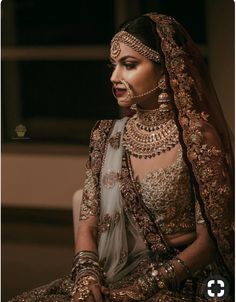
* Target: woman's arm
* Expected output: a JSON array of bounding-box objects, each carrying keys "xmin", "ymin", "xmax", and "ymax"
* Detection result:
[
  {"xmin": 161, "ymin": 223, "xmax": 217, "ymax": 287},
  {"xmin": 160, "ymin": 121, "xmax": 231, "ymax": 288},
  {"xmin": 71, "ymin": 121, "xmax": 109, "ymax": 302},
  {"xmin": 75, "ymin": 216, "xmax": 98, "ymax": 253}
]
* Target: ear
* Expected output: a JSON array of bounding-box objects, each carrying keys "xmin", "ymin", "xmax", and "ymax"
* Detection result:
[{"xmin": 155, "ymin": 64, "xmax": 164, "ymax": 80}]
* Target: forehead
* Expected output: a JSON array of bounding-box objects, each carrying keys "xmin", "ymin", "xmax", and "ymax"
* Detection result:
[{"xmin": 110, "ymin": 42, "xmax": 147, "ymax": 61}]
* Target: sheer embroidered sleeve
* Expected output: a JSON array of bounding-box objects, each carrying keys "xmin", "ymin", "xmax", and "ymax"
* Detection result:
[
  {"xmin": 79, "ymin": 119, "xmax": 114, "ymax": 222},
  {"xmin": 79, "ymin": 121, "xmax": 101, "ymax": 222},
  {"xmin": 79, "ymin": 165, "xmax": 99, "ymax": 221}
]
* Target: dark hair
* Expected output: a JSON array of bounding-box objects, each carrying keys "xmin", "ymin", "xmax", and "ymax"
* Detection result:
[{"xmin": 116, "ymin": 15, "xmax": 162, "ymax": 56}]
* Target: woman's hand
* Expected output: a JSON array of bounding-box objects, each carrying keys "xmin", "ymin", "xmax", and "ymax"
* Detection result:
[{"xmin": 71, "ymin": 279, "xmax": 110, "ymax": 302}]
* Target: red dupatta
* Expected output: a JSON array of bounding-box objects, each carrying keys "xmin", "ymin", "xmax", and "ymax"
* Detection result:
[{"xmin": 144, "ymin": 13, "xmax": 234, "ymax": 278}]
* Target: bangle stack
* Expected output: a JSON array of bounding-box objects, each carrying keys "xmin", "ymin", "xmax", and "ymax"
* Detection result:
[
  {"xmin": 173, "ymin": 256, "xmax": 192, "ymax": 278},
  {"xmin": 137, "ymin": 263, "xmax": 169, "ymax": 298},
  {"xmin": 71, "ymin": 250, "xmax": 105, "ymax": 300},
  {"xmin": 162, "ymin": 261, "xmax": 178, "ymax": 290},
  {"xmin": 137, "ymin": 256, "xmax": 192, "ymax": 296}
]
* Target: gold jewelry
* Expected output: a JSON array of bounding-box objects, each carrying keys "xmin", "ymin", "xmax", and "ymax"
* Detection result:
[
  {"xmin": 71, "ymin": 275, "xmax": 98, "ymax": 300},
  {"xmin": 174, "ymin": 256, "xmax": 192, "ymax": 278},
  {"xmin": 121, "ymin": 79, "xmax": 133, "ymax": 100},
  {"xmin": 130, "ymin": 104, "xmax": 137, "ymax": 111},
  {"xmin": 71, "ymin": 250, "xmax": 105, "ymax": 285},
  {"xmin": 157, "ymin": 76, "xmax": 167, "ymax": 91},
  {"xmin": 157, "ymin": 76, "xmax": 171, "ymax": 113},
  {"xmin": 136, "ymin": 106, "xmax": 174, "ymax": 129},
  {"xmin": 123, "ymin": 113, "xmax": 178, "ymax": 158},
  {"xmin": 162, "ymin": 261, "xmax": 178, "ymax": 290},
  {"xmin": 112, "ymin": 79, "xmax": 133, "ymax": 102},
  {"xmin": 136, "ymin": 264, "xmax": 168, "ymax": 298},
  {"xmin": 111, "ymin": 31, "xmax": 161, "ymax": 62}
]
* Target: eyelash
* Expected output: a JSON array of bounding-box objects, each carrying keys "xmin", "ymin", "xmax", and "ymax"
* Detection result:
[{"xmin": 107, "ymin": 62, "xmax": 136, "ymax": 70}]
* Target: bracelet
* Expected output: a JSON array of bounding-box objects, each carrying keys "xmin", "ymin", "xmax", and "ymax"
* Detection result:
[
  {"xmin": 72, "ymin": 259, "xmax": 101, "ymax": 277},
  {"xmin": 162, "ymin": 261, "xmax": 177, "ymax": 291},
  {"xmin": 137, "ymin": 264, "xmax": 169, "ymax": 298},
  {"xmin": 74, "ymin": 250, "xmax": 98, "ymax": 259},
  {"xmin": 75, "ymin": 268, "xmax": 102, "ymax": 284},
  {"xmin": 173, "ymin": 256, "xmax": 192, "ymax": 278},
  {"xmin": 71, "ymin": 250, "xmax": 105, "ymax": 285}
]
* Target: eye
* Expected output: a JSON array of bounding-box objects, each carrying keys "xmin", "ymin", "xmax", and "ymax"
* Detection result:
[
  {"xmin": 123, "ymin": 62, "xmax": 137, "ymax": 70},
  {"xmin": 107, "ymin": 62, "xmax": 116, "ymax": 69}
]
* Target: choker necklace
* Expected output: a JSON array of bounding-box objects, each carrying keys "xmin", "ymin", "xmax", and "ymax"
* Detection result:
[
  {"xmin": 136, "ymin": 105, "xmax": 174, "ymax": 129},
  {"xmin": 123, "ymin": 109, "xmax": 179, "ymax": 158}
]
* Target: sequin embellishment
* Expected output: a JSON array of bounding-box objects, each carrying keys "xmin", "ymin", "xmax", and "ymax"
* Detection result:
[
  {"xmin": 108, "ymin": 131, "xmax": 121, "ymax": 149},
  {"xmin": 102, "ymin": 170, "xmax": 120, "ymax": 189}
]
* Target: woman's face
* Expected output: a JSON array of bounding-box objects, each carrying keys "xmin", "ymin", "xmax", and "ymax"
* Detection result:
[{"xmin": 110, "ymin": 42, "xmax": 163, "ymax": 109}]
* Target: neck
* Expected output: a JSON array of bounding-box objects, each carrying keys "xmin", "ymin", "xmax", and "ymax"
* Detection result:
[{"xmin": 136, "ymin": 105, "xmax": 174, "ymax": 129}]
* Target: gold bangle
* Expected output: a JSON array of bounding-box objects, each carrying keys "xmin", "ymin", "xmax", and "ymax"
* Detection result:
[{"xmin": 174, "ymin": 256, "xmax": 192, "ymax": 278}]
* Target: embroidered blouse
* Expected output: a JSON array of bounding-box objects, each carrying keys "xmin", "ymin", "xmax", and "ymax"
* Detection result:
[
  {"xmin": 135, "ymin": 146, "xmax": 205, "ymax": 236},
  {"xmin": 79, "ymin": 121, "xmax": 206, "ymax": 239}
]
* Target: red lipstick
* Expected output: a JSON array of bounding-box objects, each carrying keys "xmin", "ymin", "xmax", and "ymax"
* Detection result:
[{"xmin": 114, "ymin": 88, "xmax": 127, "ymax": 97}]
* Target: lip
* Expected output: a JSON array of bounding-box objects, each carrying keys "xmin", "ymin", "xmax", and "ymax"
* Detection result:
[{"xmin": 114, "ymin": 88, "xmax": 127, "ymax": 97}]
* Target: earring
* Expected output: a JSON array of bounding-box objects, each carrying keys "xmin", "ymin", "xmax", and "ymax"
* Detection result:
[
  {"xmin": 157, "ymin": 76, "xmax": 171, "ymax": 112},
  {"xmin": 130, "ymin": 104, "xmax": 137, "ymax": 111}
]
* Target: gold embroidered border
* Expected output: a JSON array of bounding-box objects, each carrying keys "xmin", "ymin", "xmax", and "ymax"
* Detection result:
[
  {"xmin": 79, "ymin": 120, "xmax": 114, "ymax": 220},
  {"xmin": 147, "ymin": 13, "xmax": 234, "ymax": 274}
]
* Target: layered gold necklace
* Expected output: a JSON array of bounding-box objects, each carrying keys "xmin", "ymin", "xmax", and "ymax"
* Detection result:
[{"xmin": 123, "ymin": 107, "xmax": 179, "ymax": 158}]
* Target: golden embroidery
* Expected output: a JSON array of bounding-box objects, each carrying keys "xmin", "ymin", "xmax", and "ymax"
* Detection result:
[
  {"xmin": 98, "ymin": 212, "xmax": 121, "ymax": 233},
  {"xmin": 92, "ymin": 128, "xmax": 101, "ymax": 141},
  {"xmin": 118, "ymin": 249, "xmax": 128, "ymax": 265},
  {"xmin": 114, "ymin": 212, "xmax": 121, "ymax": 224},
  {"xmin": 108, "ymin": 131, "xmax": 121, "ymax": 149},
  {"xmin": 148, "ymin": 13, "xmax": 234, "ymax": 272},
  {"xmin": 102, "ymin": 171, "xmax": 120, "ymax": 189},
  {"xmin": 79, "ymin": 168, "xmax": 99, "ymax": 220},
  {"xmin": 120, "ymin": 151, "xmax": 171, "ymax": 255},
  {"xmin": 99, "ymin": 214, "xmax": 112, "ymax": 232},
  {"xmin": 136, "ymin": 147, "xmax": 195, "ymax": 235},
  {"xmin": 79, "ymin": 120, "xmax": 114, "ymax": 221}
]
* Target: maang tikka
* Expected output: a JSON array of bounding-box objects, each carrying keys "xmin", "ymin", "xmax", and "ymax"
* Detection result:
[{"xmin": 157, "ymin": 76, "xmax": 171, "ymax": 112}]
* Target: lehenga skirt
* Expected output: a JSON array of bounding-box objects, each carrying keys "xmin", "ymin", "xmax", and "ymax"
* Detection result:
[{"xmin": 9, "ymin": 255, "xmax": 233, "ymax": 302}]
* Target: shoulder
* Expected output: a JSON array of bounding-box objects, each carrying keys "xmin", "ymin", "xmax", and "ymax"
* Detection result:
[
  {"xmin": 90, "ymin": 117, "xmax": 129, "ymax": 138},
  {"xmin": 198, "ymin": 120, "xmax": 222, "ymax": 148},
  {"xmin": 89, "ymin": 119, "xmax": 117, "ymax": 146},
  {"xmin": 91, "ymin": 119, "xmax": 115, "ymax": 136}
]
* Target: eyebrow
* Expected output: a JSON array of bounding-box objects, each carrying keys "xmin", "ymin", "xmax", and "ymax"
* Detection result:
[{"xmin": 110, "ymin": 55, "xmax": 138, "ymax": 62}]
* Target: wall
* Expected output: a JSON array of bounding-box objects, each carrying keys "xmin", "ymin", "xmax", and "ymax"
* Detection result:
[
  {"xmin": 206, "ymin": 0, "xmax": 234, "ymax": 133},
  {"xmin": 2, "ymin": 146, "xmax": 87, "ymax": 209}
]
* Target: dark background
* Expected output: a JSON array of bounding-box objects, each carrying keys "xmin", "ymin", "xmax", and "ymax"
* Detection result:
[{"xmin": 2, "ymin": 0, "xmax": 207, "ymax": 144}]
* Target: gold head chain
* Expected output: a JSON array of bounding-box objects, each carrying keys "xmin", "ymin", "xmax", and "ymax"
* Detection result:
[{"xmin": 110, "ymin": 31, "xmax": 161, "ymax": 62}]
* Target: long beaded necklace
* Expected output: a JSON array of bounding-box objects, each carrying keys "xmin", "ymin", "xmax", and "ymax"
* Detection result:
[{"xmin": 122, "ymin": 107, "xmax": 179, "ymax": 159}]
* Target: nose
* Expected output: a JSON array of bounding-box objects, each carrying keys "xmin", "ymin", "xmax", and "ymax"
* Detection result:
[{"xmin": 110, "ymin": 64, "xmax": 121, "ymax": 84}]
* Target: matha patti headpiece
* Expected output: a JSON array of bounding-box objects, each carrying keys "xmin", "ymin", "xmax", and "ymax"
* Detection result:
[{"xmin": 110, "ymin": 31, "xmax": 161, "ymax": 62}]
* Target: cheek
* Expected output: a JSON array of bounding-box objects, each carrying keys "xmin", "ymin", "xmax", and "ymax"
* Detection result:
[{"xmin": 127, "ymin": 67, "xmax": 157, "ymax": 91}]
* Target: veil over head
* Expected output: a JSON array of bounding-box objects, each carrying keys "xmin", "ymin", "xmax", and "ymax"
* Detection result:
[{"xmin": 142, "ymin": 13, "xmax": 234, "ymax": 277}]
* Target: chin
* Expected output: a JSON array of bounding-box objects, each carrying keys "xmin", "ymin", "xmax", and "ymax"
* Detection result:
[{"xmin": 117, "ymin": 99, "xmax": 132, "ymax": 108}]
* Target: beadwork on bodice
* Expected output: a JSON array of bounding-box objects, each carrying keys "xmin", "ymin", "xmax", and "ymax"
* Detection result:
[{"xmin": 134, "ymin": 146, "xmax": 196, "ymax": 235}]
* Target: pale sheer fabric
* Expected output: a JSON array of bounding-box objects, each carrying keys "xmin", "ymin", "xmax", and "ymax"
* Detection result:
[{"xmin": 98, "ymin": 117, "xmax": 149, "ymax": 284}]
